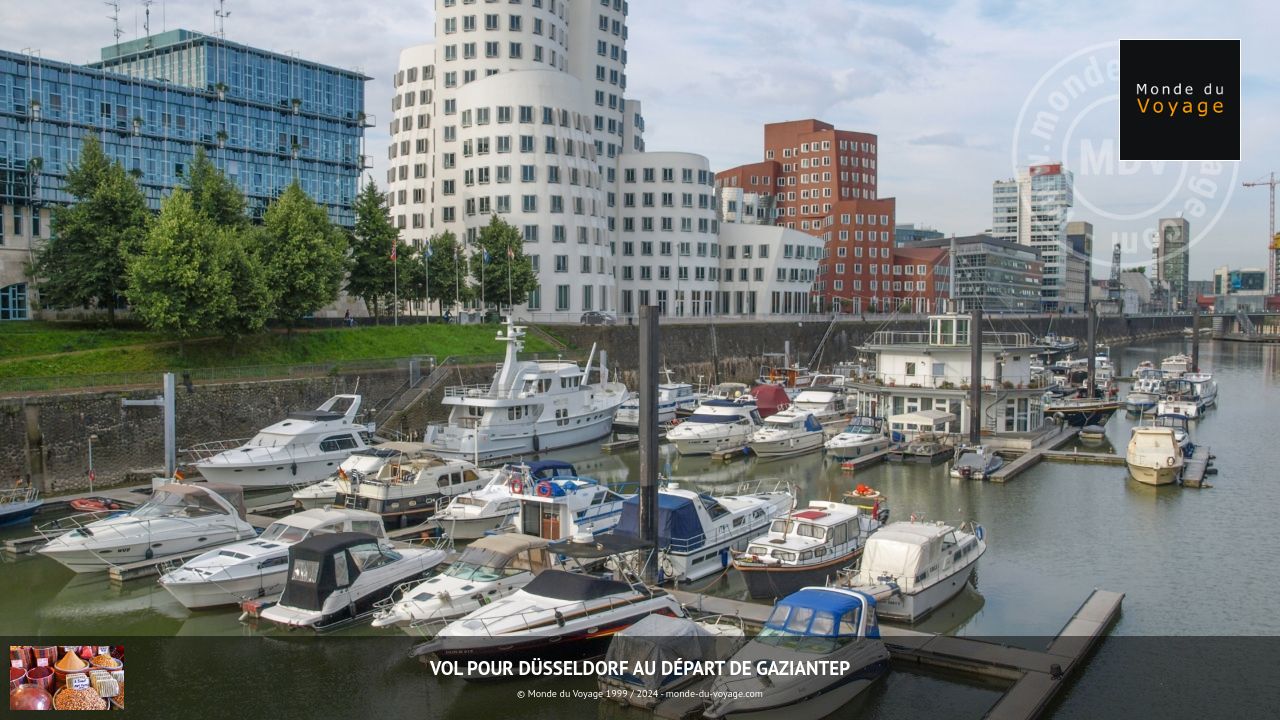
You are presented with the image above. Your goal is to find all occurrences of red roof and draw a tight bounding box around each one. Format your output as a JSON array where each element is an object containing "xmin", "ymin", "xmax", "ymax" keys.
[{"xmin": 793, "ymin": 510, "xmax": 828, "ymax": 520}]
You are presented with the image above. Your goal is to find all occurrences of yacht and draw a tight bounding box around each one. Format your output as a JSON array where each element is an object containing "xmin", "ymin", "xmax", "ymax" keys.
[
  {"xmin": 292, "ymin": 444, "xmax": 435, "ymax": 510},
  {"xmin": 825, "ymin": 416, "xmax": 890, "ymax": 459},
  {"xmin": 1124, "ymin": 372, "xmax": 1166, "ymax": 413},
  {"xmin": 158, "ymin": 508, "xmax": 388, "ymax": 609},
  {"xmin": 193, "ymin": 395, "xmax": 373, "ymax": 488},
  {"xmin": 370, "ymin": 534, "xmax": 553, "ymax": 631},
  {"xmin": 424, "ymin": 461, "xmax": 547, "ymax": 539},
  {"xmin": 1155, "ymin": 379, "xmax": 1207, "ymax": 418},
  {"xmin": 422, "ymin": 318, "xmax": 628, "ymax": 463},
  {"xmin": 667, "ymin": 400, "xmax": 764, "ymax": 456},
  {"xmin": 599, "ymin": 613, "xmax": 747, "ymax": 710},
  {"xmin": 785, "ymin": 386, "xmax": 853, "ymax": 431},
  {"xmin": 1043, "ymin": 395, "xmax": 1122, "ymax": 427},
  {"xmin": 1161, "ymin": 353, "xmax": 1192, "ymax": 378},
  {"xmin": 1183, "ymin": 372, "xmax": 1218, "ymax": 408},
  {"xmin": 37, "ymin": 483, "xmax": 256, "ymax": 573},
  {"xmin": 510, "ymin": 461, "xmax": 633, "ymax": 541},
  {"xmin": 949, "ymin": 445, "xmax": 1005, "ymax": 480},
  {"xmin": 1154, "ymin": 413, "xmax": 1194, "ymax": 456},
  {"xmin": 611, "ymin": 482, "xmax": 793, "ymax": 583},
  {"xmin": 258, "ymin": 531, "xmax": 447, "ymax": 631},
  {"xmin": 839, "ymin": 519, "xmax": 986, "ymax": 623},
  {"xmin": 704, "ymin": 382, "xmax": 752, "ymax": 402},
  {"xmin": 409, "ymin": 569, "xmax": 685, "ymax": 665},
  {"xmin": 749, "ymin": 411, "xmax": 825, "ymax": 458},
  {"xmin": 614, "ymin": 374, "xmax": 700, "ymax": 429},
  {"xmin": 336, "ymin": 455, "xmax": 488, "ymax": 528},
  {"xmin": 733, "ymin": 500, "xmax": 884, "ymax": 600},
  {"xmin": 703, "ymin": 587, "xmax": 890, "ymax": 720},
  {"xmin": 1126, "ymin": 427, "xmax": 1184, "ymax": 486},
  {"xmin": 0, "ymin": 486, "xmax": 42, "ymax": 527}
]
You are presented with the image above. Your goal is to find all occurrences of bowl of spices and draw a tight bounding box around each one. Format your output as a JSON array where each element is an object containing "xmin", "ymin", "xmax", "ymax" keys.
[{"xmin": 53, "ymin": 686, "xmax": 108, "ymax": 711}]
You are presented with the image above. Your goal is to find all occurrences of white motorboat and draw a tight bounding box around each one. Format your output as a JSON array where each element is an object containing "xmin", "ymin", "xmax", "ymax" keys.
[
  {"xmin": 158, "ymin": 508, "xmax": 388, "ymax": 609},
  {"xmin": 510, "ymin": 461, "xmax": 633, "ymax": 541},
  {"xmin": 0, "ymin": 486, "xmax": 42, "ymax": 527},
  {"xmin": 839, "ymin": 519, "xmax": 986, "ymax": 623},
  {"xmin": 1124, "ymin": 372, "xmax": 1166, "ymax": 413},
  {"xmin": 425, "ymin": 462, "xmax": 538, "ymax": 539},
  {"xmin": 422, "ymin": 318, "xmax": 628, "ymax": 463},
  {"xmin": 949, "ymin": 445, "xmax": 1005, "ymax": 480},
  {"xmin": 1154, "ymin": 413, "xmax": 1193, "ymax": 456},
  {"xmin": 410, "ymin": 568, "xmax": 686, "ymax": 666},
  {"xmin": 614, "ymin": 373, "xmax": 700, "ymax": 429},
  {"xmin": 1161, "ymin": 353, "xmax": 1192, "ymax": 378},
  {"xmin": 336, "ymin": 454, "xmax": 488, "ymax": 528},
  {"xmin": 1155, "ymin": 378, "xmax": 1207, "ymax": 418},
  {"xmin": 192, "ymin": 395, "xmax": 373, "ymax": 488},
  {"xmin": 749, "ymin": 411, "xmax": 825, "ymax": 458},
  {"xmin": 611, "ymin": 482, "xmax": 793, "ymax": 583},
  {"xmin": 825, "ymin": 416, "xmax": 890, "ymax": 459},
  {"xmin": 599, "ymin": 613, "xmax": 747, "ymax": 710},
  {"xmin": 1126, "ymin": 426, "xmax": 1184, "ymax": 485},
  {"xmin": 703, "ymin": 587, "xmax": 890, "ymax": 719},
  {"xmin": 291, "ymin": 443, "xmax": 435, "ymax": 510},
  {"xmin": 1183, "ymin": 372, "xmax": 1218, "ymax": 408},
  {"xmin": 258, "ymin": 531, "xmax": 447, "ymax": 631},
  {"xmin": 734, "ymin": 499, "xmax": 884, "ymax": 599},
  {"xmin": 667, "ymin": 399, "xmax": 764, "ymax": 456},
  {"xmin": 370, "ymin": 534, "xmax": 553, "ymax": 631},
  {"xmin": 785, "ymin": 385, "xmax": 853, "ymax": 431},
  {"xmin": 37, "ymin": 483, "xmax": 256, "ymax": 573},
  {"xmin": 704, "ymin": 382, "xmax": 752, "ymax": 402}
]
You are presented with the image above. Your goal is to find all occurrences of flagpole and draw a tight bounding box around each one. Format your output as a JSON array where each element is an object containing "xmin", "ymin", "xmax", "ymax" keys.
[
  {"xmin": 393, "ymin": 244, "xmax": 399, "ymax": 327},
  {"xmin": 507, "ymin": 242, "xmax": 513, "ymax": 309},
  {"xmin": 481, "ymin": 251, "xmax": 486, "ymax": 313},
  {"xmin": 454, "ymin": 243, "xmax": 460, "ymax": 319},
  {"xmin": 424, "ymin": 242, "xmax": 430, "ymax": 320}
]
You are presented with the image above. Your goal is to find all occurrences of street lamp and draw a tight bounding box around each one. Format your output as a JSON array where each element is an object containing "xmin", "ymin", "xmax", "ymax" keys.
[{"xmin": 87, "ymin": 434, "xmax": 99, "ymax": 493}]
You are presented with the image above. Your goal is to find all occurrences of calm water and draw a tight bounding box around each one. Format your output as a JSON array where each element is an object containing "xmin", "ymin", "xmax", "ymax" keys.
[{"xmin": 4, "ymin": 337, "xmax": 1278, "ymax": 718}]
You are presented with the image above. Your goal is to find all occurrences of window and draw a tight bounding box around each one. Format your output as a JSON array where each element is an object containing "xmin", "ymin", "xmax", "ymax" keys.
[{"xmin": 556, "ymin": 285, "xmax": 570, "ymax": 311}]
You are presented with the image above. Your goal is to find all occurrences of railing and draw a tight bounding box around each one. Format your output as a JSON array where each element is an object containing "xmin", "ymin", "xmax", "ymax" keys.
[
  {"xmin": 850, "ymin": 372, "xmax": 1047, "ymax": 391},
  {"xmin": 443, "ymin": 383, "xmax": 501, "ymax": 399},
  {"xmin": 410, "ymin": 589, "xmax": 656, "ymax": 640},
  {"xmin": 864, "ymin": 330, "xmax": 1036, "ymax": 347},
  {"xmin": 182, "ymin": 438, "xmax": 251, "ymax": 463}
]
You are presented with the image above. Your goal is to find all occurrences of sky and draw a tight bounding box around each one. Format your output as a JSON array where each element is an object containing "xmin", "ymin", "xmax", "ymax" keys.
[{"xmin": 3, "ymin": 0, "xmax": 1277, "ymax": 281}]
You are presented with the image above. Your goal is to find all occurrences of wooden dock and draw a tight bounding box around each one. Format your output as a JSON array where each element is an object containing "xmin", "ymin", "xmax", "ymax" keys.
[
  {"xmin": 710, "ymin": 445, "xmax": 752, "ymax": 462},
  {"xmin": 1039, "ymin": 449, "xmax": 1126, "ymax": 465},
  {"xmin": 989, "ymin": 428, "xmax": 1080, "ymax": 482},
  {"xmin": 1181, "ymin": 445, "xmax": 1214, "ymax": 488},
  {"xmin": 835, "ymin": 447, "xmax": 893, "ymax": 472},
  {"xmin": 668, "ymin": 587, "xmax": 1123, "ymax": 720},
  {"xmin": 601, "ymin": 432, "xmax": 667, "ymax": 454}
]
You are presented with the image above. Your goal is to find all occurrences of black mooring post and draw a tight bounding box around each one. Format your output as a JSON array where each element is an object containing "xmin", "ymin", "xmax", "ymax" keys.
[
  {"xmin": 1191, "ymin": 304, "xmax": 1201, "ymax": 372},
  {"xmin": 638, "ymin": 306, "xmax": 660, "ymax": 584},
  {"xmin": 969, "ymin": 308, "xmax": 982, "ymax": 446},
  {"xmin": 1087, "ymin": 303, "xmax": 1097, "ymax": 398}
]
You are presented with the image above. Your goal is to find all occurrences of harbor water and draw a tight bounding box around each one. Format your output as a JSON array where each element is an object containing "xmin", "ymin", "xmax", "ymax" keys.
[{"xmin": 4, "ymin": 337, "xmax": 1279, "ymax": 718}]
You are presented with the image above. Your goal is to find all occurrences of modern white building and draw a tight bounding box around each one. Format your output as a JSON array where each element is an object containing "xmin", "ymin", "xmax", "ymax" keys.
[
  {"xmin": 992, "ymin": 162, "xmax": 1084, "ymax": 311},
  {"xmin": 718, "ymin": 186, "xmax": 773, "ymax": 225},
  {"xmin": 717, "ymin": 224, "xmax": 823, "ymax": 317}
]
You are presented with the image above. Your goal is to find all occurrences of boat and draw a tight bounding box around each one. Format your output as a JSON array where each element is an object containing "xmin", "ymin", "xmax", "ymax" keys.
[
  {"xmin": 1079, "ymin": 425, "xmax": 1107, "ymax": 443},
  {"xmin": 887, "ymin": 433, "xmax": 955, "ymax": 464},
  {"xmin": 408, "ymin": 568, "xmax": 686, "ymax": 666},
  {"xmin": 257, "ymin": 531, "xmax": 447, "ymax": 631},
  {"xmin": 158, "ymin": 508, "xmax": 389, "ymax": 609},
  {"xmin": 702, "ymin": 587, "xmax": 890, "ymax": 719},
  {"xmin": 1038, "ymin": 333, "xmax": 1080, "ymax": 356},
  {"xmin": 425, "ymin": 462, "xmax": 546, "ymax": 539},
  {"xmin": 371, "ymin": 534, "xmax": 554, "ymax": 631},
  {"xmin": 291, "ymin": 443, "xmax": 437, "ymax": 510},
  {"xmin": 598, "ymin": 613, "xmax": 747, "ymax": 710},
  {"xmin": 1124, "ymin": 372, "xmax": 1166, "ymax": 413},
  {"xmin": 614, "ymin": 372, "xmax": 700, "ymax": 429},
  {"xmin": 335, "ymin": 454, "xmax": 488, "ymax": 528},
  {"xmin": 422, "ymin": 318, "xmax": 628, "ymax": 463},
  {"xmin": 825, "ymin": 416, "xmax": 891, "ymax": 459},
  {"xmin": 1154, "ymin": 413, "xmax": 1194, "ymax": 456},
  {"xmin": 949, "ymin": 445, "xmax": 1005, "ymax": 480},
  {"xmin": 842, "ymin": 485, "xmax": 890, "ymax": 522},
  {"xmin": 1155, "ymin": 378, "xmax": 1208, "ymax": 418},
  {"xmin": 1182, "ymin": 372, "xmax": 1218, "ymax": 408},
  {"xmin": 610, "ymin": 482, "xmax": 793, "ymax": 583},
  {"xmin": 67, "ymin": 496, "xmax": 123, "ymax": 514},
  {"xmin": 838, "ymin": 519, "xmax": 986, "ymax": 623},
  {"xmin": 509, "ymin": 461, "xmax": 633, "ymax": 541},
  {"xmin": 757, "ymin": 362, "xmax": 820, "ymax": 397},
  {"xmin": 1126, "ymin": 427, "xmax": 1184, "ymax": 486},
  {"xmin": 733, "ymin": 499, "xmax": 885, "ymax": 600},
  {"xmin": 1043, "ymin": 396, "xmax": 1122, "ymax": 427},
  {"xmin": 192, "ymin": 395, "xmax": 373, "ymax": 488},
  {"xmin": 667, "ymin": 399, "xmax": 764, "ymax": 456},
  {"xmin": 0, "ymin": 486, "xmax": 43, "ymax": 527},
  {"xmin": 704, "ymin": 382, "xmax": 752, "ymax": 402},
  {"xmin": 1161, "ymin": 353, "xmax": 1192, "ymax": 378},
  {"xmin": 748, "ymin": 411, "xmax": 825, "ymax": 458},
  {"xmin": 784, "ymin": 385, "xmax": 853, "ymax": 431},
  {"xmin": 36, "ymin": 483, "xmax": 256, "ymax": 573}
]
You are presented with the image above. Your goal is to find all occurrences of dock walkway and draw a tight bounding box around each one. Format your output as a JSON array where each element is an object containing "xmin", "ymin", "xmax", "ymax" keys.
[{"xmin": 989, "ymin": 427, "xmax": 1080, "ymax": 482}]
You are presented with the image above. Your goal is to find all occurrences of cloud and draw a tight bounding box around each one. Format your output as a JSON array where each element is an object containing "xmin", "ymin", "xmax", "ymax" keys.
[{"xmin": 909, "ymin": 131, "xmax": 969, "ymax": 147}]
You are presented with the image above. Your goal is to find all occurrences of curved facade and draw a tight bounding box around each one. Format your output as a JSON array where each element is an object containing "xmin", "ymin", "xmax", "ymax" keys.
[{"xmin": 387, "ymin": 44, "xmax": 435, "ymax": 248}]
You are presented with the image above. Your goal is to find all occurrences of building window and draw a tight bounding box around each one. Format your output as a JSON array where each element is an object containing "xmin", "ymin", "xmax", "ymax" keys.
[{"xmin": 556, "ymin": 285, "xmax": 570, "ymax": 311}]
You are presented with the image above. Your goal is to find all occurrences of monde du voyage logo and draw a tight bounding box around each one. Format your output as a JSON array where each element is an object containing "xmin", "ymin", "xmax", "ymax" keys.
[{"xmin": 1120, "ymin": 39, "xmax": 1240, "ymax": 161}]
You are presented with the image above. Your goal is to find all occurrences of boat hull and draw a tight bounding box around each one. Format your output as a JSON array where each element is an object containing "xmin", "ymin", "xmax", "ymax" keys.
[
  {"xmin": 425, "ymin": 413, "xmax": 620, "ymax": 464},
  {"xmin": 38, "ymin": 527, "xmax": 252, "ymax": 573},
  {"xmin": 749, "ymin": 433, "xmax": 824, "ymax": 458},
  {"xmin": 824, "ymin": 438, "xmax": 890, "ymax": 459},
  {"xmin": 873, "ymin": 555, "xmax": 980, "ymax": 623},
  {"xmin": 1046, "ymin": 403, "xmax": 1121, "ymax": 427},
  {"xmin": 427, "ymin": 512, "xmax": 514, "ymax": 540},
  {"xmin": 197, "ymin": 456, "xmax": 346, "ymax": 488},
  {"xmin": 705, "ymin": 655, "xmax": 889, "ymax": 720},
  {"xmin": 669, "ymin": 427, "xmax": 754, "ymax": 456},
  {"xmin": 737, "ymin": 549, "xmax": 860, "ymax": 600},
  {"xmin": 0, "ymin": 502, "xmax": 42, "ymax": 527},
  {"xmin": 1127, "ymin": 463, "xmax": 1182, "ymax": 486},
  {"xmin": 161, "ymin": 568, "xmax": 287, "ymax": 609}
]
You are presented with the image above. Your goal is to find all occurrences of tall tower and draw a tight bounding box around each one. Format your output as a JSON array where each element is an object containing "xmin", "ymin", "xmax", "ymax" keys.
[
  {"xmin": 992, "ymin": 163, "xmax": 1078, "ymax": 311},
  {"xmin": 1156, "ymin": 217, "xmax": 1190, "ymax": 311}
]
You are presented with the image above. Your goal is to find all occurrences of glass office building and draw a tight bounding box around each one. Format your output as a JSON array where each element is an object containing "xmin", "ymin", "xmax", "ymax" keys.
[{"xmin": 0, "ymin": 30, "xmax": 370, "ymax": 320}]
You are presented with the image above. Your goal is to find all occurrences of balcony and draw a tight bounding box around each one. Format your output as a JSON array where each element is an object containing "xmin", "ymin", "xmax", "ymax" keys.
[{"xmin": 864, "ymin": 329, "xmax": 1037, "ymax": 348}]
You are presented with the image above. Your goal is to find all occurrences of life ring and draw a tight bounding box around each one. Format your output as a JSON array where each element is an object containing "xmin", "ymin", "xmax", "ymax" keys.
[
  {"xmin": 1166, "ymin": 456, "xmax": 1175, "ymax": 467},
  {"xmin": 854, "ymin": 484, "xmax": 873, "ymax": 496},
  {"xmin": 535, "ymin": 481, "xmax": 554, "ymax": 497},
  {"xmin": 508, "ymin": 476, "xmax": 524, "ymax": 494},
  {"xmin": 1166, "ymin": 395, "xmax": 1176, "ymax": 401}
]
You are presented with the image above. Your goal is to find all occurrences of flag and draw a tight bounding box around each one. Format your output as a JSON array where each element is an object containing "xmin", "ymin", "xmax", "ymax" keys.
[
  {"xmin": 390, "ymin": 246, "xmax": 397, "ymax": 261},
  {"xmin": 483, "ymin": 250, "xmax": 491, "ymax": 264},
  {"xmin": 425, "ymin": 244, "xmax": 433, "ymax": 258},
  {"xmin": 174, "ymin": 469, "xmax": 185, "ymax": 481},
  {"xmin": 507, "ymin": 245, "xmax": 514, "ymax": 260}
]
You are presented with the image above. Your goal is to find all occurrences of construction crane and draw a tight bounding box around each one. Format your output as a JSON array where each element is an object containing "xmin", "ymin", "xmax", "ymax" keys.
[{"xmin": 1242, "ymin": 172, "xmax": 1278, "ymax": 294}]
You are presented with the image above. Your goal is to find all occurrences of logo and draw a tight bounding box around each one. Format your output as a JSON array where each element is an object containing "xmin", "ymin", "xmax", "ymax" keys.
[{"xmin": 1120, "ymin": 39, "xmax": 1240, "ymax": 161}]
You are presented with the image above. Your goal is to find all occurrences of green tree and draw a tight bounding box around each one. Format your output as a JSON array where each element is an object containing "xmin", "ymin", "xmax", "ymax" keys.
[
  {"xmin": 467, "ymin": 215, "xmax": 539, "ymax": 311},
  {"xmin": 423, "ymin": 231, "xmax": 471, "ymax": 318},
  {"xmin": 35, "ymin": 135, "xmax": 148, "ymax": 324},
  {"xmin": 125, "ymin": 190, "xmax": 234, "ymax": 349},
  {"xmin": 260, "ymin": 181, "xmax": 347, "ymax": 329},
  {"xmin": 345, "ymin": 181, "xmax": 400, "ymax": 321},
  {"xmin": 184, "ymin": 147, "xmax": 248, "ymax": 227},
  {"xmin": 214, "ymin": 227, "xmax": 274, "ymax": 343}
]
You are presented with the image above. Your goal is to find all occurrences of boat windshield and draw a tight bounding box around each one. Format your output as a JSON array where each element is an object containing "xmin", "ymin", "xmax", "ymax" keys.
[
  {"xmin": 757, "ymin": 604, "xmax": 862, "ymax": 652},
  {"xmin": 132, "ymin": 489, "xmax": 225, "ymax": 519},
  {"xmin": 246, "ymin": 432, "xmax": 296, "ymax": 448},
  {"xmin": 843, "ymin": 422, "xmax": 878, "ymax": 435},
  {"xmin": 769, "ymin": 519, "xmax": 825, "ymax": 539},
  {"xmin": 686, "ymin": 413, "xmax": 739, "ymax": 424},
  {"xmin": 260, "ymin": 522, "xmax": 310, "ymax": 543}
]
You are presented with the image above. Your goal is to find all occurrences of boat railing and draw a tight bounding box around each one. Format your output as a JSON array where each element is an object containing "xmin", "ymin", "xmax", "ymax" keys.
[
  {"xmin": 0, "ymin": 486, "xmax": 39, "ymax": 505},
  {"xmin": 182, "ymin": 438, "xmax": 251, "ymax": 462},
  {"xmin": 34, "ymin": 509, "xmax": 246, "ymax": 544}
]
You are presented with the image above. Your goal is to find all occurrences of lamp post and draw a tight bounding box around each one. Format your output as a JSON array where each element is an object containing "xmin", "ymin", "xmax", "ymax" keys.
[{"xmin": 87, "ymin": 433, "xmax": 99, "ymax": 493}]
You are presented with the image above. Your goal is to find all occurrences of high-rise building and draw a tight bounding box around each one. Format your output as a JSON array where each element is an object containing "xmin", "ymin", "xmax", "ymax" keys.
[
  {"xmin": 1155, "ymin": 217, "xmax": 1190, "ymax": 310},
  {"xmin": 0, "ymin": 31, "xmax": 369, "ymax": 321},
  {"xmin": 992, "ymin": 163, "xmax": 1084, "ymax": 311},
  {"xmin": 717, "ymin": 119, "xmax": 897, "ymax": 314},
  {"xmin": 894, "ymin": 223, "xmax": 944, "ymax": 247},
  {"xmin": 1066, "ymin": 220, "xmax": 1094, "ymax": 306},
  {"xmin": 909, "ymin": 235, "xmax": 1043, "ymax": 313}
]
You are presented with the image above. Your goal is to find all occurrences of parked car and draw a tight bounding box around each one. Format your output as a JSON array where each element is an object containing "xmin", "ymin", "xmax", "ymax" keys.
[{"xmin": 580, "ymin": 311, "xmax": 617, "ymax": 326}]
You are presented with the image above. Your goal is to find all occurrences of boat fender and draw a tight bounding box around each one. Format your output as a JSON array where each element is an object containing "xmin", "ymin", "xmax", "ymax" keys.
[
  {"xmin": 144, "ymin": 548, "xmax": 154, "ymax": 560},
  {"xmin": 291, "ymin": 461, "xmax": 298, "ymax": 476},
  {"xmin": 659, "ymin": 553, "xmax": 676, "ymax": 580},
  {"xmin": 1166, "ymin": 395, "xmax": 1175, "ymax": 401},
  {"xmin": 1167, "ymin": 456, "xmax": 1176, "ymax": 466},
  {"xmin": 975, "ymin": 525, "xmax": 984, "ymax": 541},
  {"xmin": 532, "ymin": 434, "xmax": 540, "ymax": 454},
  {"xmin": 554, "ymin": 609, "xmax": 565, "ymax": 628},
  {"xmin": 535, "ymin": 481, "xmax": 554, "ymax": 497},
  {"xmin": 719, "ymin": 547, "xmax": 730, "ymax": 569}
]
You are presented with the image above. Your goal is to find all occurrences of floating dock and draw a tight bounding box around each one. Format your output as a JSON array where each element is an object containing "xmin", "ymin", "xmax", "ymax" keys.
[
  {"xmin": 1180, "ymin": 445, "xmax": 1214, "ymax": 488},
  {"xmin": 668, "ymin": 587, "xmax": 1123, "ymax": 720},
  {"xmin": 989, "ymin": 428, "xmax": 1080, "ymax": 482},
  {"xmin": 601, "ymin": 432, "xmax": 667, "ymax": 454},
  {"xmin": 836, "ymin": 447, "xmax": 893, "ymax": 471}
]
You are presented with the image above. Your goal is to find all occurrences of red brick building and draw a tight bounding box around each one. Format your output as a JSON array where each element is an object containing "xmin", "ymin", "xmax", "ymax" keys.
[{"xmin": 716, "ymin": 119, "xmax": 897, "ymax": 313}]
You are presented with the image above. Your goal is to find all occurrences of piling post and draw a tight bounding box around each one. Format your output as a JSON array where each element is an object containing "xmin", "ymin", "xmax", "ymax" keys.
[
  {"xmin": 969, "ymin": 308, "xmax": 982, "ymax": 445},
  {"xmin": 1087, "ymin": 304, "xmax": 1097, "ymax": 398},
  {"xmin": 163, "ymin": 372, "xmax": 176, "ymax": 479},
  {"xmin": 1191, "ymin": 304, "xmax": 1201, "ymax": 371},
  {"xmin": 638, "ymin": 307, "xmax": 660, "ymax": 584}
]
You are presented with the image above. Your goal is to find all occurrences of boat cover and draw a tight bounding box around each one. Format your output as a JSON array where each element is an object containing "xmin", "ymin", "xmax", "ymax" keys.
[
  {"xmin": 765, "ymin": 587, "xmax": 876, "ymax": 638},
  {"xmin": 750, "ymin": 384, "xmax": 790, "ymax": 417},
  {"xmin": 279, "ymin": 531, "xmax": 374, "ymax": 611},
  {"xmin": 614, "ymin": 493, "xmax": 705, "ymax": 551},
  {"xmin": 526, "ymin": 460, "xmax": 577, "ymax": 479},
  {"xmin": 604, "ymin": 614, "xmax": 746, "ymax": 692},
  {"xmin": 521, "ymin": 569, "xmax": 633, "ymax": 601}
]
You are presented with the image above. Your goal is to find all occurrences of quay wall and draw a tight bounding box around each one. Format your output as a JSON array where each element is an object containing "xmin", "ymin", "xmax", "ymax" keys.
[{"xmin": 0, "ymin": 315, "xmax": 1190, "ymax": 493}]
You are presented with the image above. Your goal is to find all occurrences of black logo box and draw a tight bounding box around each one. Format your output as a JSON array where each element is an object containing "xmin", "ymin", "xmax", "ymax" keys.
[{"xmin": 1119, "ymin": 39, "xmax": 1240, "ymax": 161}]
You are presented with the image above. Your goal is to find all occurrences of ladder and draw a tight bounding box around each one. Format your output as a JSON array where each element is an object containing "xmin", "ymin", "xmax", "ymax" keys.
[{"xmin": 808, "ymin": 314, "xmax": 840, "ymax": 369}]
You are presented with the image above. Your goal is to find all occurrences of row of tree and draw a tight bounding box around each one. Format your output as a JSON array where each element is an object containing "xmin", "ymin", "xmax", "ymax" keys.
[{"xmin": 33, "ymin": 135, "xmax": 539, "ymax": 343}]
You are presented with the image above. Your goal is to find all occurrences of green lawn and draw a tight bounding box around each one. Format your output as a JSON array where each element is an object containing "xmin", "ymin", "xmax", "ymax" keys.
[{"xmin": 0, "ymin": 322, "xmax": 561, "ymax": 381}]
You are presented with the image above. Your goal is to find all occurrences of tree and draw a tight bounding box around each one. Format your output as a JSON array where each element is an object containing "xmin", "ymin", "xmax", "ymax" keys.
[
  {"xmin": 259, "ymin": 181, "xmax": 347, "ymax": 329},
  {"xmin": 35, "ymin": 135, "xmax": 148, "ymax": 324},
  {"xmin": 423, "ymin": 231, "xmax": 471, "ymax": 317},
  {"xmin": 213, "ymin": 227, "xmax": 274, "ymax": 343},
  {"xmin": 467, "ymin": 215, "xmax": 539, "ymax": 310},
  {"xmin": 345, "ymin": 181, "xmax": 400, "ymax": 321},
  {"xmin": 125, "ymin": 190, "xmax": 234, "ymax": 348},
  {"xmin": 184, "ymin": 147, "xmax": 248, "ymax": 227}
]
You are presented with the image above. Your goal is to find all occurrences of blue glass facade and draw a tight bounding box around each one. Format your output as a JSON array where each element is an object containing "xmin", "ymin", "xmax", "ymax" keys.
[{"xmin": 0, "ymin": 30, "xmax": 369, "ymax": 225}]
